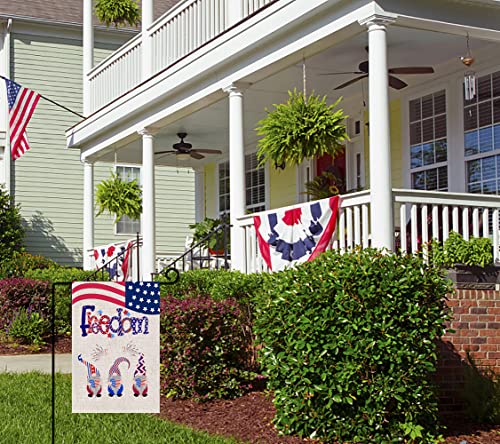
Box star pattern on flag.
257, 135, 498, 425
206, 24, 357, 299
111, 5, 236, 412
125, 282, 161, 315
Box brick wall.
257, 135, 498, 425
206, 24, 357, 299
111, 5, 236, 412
436, 288, 500, 416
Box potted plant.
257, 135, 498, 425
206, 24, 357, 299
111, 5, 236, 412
95, 0, 141, 28
430, 231, 499, 287
255, 89, 348, 168
303, 168, 345, 200
189, 216, 230, 255
95, 172, 142, 223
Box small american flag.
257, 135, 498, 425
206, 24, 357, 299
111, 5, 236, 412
4, 77, 41, 160
72, 282, 161, 315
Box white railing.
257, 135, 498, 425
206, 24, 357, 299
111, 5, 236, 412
88, 0, 277, 112
237, 189, 500, 273
237, 190, 371, 273
88, 35, 142, 112
394, 189, 500, 263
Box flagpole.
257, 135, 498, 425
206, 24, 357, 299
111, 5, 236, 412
0, 75, 85, 119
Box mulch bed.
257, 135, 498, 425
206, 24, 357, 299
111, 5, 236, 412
160, 392, 500, 444
0, 335, 71, 355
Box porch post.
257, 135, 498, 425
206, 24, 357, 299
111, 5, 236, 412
141, 0, 154, 79
224, 84, 246, 272
139, 128, 156, 279
83, 160, 94, 270
194, 167, 205, 223
83, 0, 94, 116
361, 14, 395, 251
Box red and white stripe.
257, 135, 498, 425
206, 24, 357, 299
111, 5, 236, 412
72, 282, 126, 307
9, 87, 40, 160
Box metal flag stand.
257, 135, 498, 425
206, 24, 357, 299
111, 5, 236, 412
49, 268, 179, 443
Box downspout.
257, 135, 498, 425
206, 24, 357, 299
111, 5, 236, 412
2, 18, 11, 194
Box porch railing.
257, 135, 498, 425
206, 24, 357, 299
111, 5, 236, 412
88, 0, 277, 112
237, 189, 500, 273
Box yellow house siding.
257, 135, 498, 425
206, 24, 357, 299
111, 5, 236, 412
269, 165, 296, 209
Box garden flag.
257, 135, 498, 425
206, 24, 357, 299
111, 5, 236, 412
3, 77, 40, 160
253, 196, 341, 271
93, 240, 133, 281
72, 281, 160, 413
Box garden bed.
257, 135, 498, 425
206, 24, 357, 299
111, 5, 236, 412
0, 335, 71, 355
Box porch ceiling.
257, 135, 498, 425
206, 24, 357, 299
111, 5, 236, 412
93, 25, 498, 167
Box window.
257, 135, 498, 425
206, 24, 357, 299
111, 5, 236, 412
115, 166, 141, 234
464, 71, 500, 195
218, 152, 266, 215
409, 90, 448, 191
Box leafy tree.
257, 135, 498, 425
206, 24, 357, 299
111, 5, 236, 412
0, 184, 24, 263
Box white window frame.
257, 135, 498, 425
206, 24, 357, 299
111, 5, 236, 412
215, 150, 269, 216
114, 164, 142, 236
461, 66, 500, 196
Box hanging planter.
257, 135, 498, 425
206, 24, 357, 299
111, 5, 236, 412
95, 0, 141, 28
255, 89, 348, 168
95, 172, 142, 223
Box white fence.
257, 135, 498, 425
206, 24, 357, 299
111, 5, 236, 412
237, 189, 500, 273
88, 0, 277, 112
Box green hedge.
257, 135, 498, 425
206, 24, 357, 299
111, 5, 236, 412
254, 249, 452, 443
25, 268, 109, 334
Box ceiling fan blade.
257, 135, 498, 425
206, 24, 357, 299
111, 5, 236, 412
319, 71, 364, 76
389, 67, 434, 75
190, 152, 205, 160
191, 149, 222, 154
333, 75, 368, 90
358, 61, 369, 73
388, 75, 408, 90
155, 150, 176, 155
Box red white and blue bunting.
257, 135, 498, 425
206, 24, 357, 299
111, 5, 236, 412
253, 196, 341, 271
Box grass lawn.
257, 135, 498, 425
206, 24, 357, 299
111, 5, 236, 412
0, 372, 238, 444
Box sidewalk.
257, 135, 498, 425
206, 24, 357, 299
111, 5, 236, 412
0, 353, 72, 374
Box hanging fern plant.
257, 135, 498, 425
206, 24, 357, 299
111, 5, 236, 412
256, 90, 348, 168
95, 172, 142, 223
95, 0, 141, 28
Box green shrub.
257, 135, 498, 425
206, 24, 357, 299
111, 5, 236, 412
430, 231, 493, 268
25, 267, 109, 334
160, 295, 256, 401
462, 352, 500, 424
254, 249, 452, 443
0, 252, 59, 278
8, 307, 49, 345
0, 278, 51, 335
0, 184, 24, 263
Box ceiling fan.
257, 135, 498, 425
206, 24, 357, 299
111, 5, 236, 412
322, 58, 434, 91
155, 133, 222, 160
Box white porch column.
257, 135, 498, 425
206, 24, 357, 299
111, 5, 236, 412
224, 84, 246, 272
83, 0, 94, 116
141, 0, 154, 79
194, 167, 205, 222
361, 15, 395, 251
83, 160, 94, 270
139, 129, 156, 279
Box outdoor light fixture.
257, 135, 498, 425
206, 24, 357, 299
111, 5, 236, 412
461, 34, 476, 101
176, 152, 191, 161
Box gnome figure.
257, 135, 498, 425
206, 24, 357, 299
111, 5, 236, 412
78, 354, 102, 397
107, 357, 130, 397
132, 354, 148, 397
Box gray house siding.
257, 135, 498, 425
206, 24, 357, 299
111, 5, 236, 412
10, 30, 194, 266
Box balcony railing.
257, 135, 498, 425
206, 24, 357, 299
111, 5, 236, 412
87, 0, 277, 112
237, 189, 500, 273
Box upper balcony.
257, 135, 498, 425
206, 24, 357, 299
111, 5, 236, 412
87, 0, 276, 113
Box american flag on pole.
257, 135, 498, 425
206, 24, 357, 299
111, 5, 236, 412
4, 77, 41, 160
72, 281, 161, 315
